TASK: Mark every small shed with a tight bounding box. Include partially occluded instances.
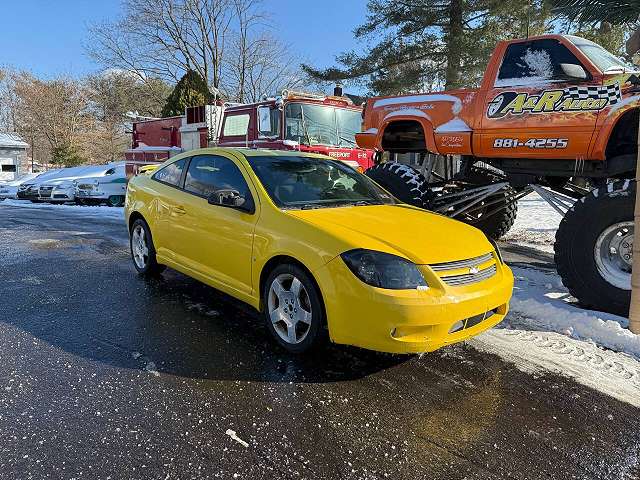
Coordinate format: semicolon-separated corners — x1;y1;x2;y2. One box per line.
0;133;28;181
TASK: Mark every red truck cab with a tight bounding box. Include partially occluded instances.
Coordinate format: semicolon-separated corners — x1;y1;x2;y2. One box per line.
218;91;374;170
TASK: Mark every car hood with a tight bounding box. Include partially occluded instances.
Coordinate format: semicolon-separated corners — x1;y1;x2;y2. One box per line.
286;204;493;265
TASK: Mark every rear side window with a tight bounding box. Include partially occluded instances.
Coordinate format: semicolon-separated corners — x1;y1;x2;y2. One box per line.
184;155;251;200
223;114;250;136
496;39;584;86
152;159;186;187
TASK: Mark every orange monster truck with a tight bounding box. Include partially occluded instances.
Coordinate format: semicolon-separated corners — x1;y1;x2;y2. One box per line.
356;34;640;315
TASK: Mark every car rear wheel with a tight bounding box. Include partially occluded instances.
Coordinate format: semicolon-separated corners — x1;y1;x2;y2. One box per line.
130;219;165;276
263;264;326;353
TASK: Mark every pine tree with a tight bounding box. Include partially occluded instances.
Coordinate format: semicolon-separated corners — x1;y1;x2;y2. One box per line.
161;70;213;118
302;1;555;95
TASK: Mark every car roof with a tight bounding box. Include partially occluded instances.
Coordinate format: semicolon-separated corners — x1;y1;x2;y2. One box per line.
183;147;331;161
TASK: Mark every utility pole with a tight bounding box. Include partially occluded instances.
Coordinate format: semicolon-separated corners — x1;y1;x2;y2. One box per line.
629;123;640;333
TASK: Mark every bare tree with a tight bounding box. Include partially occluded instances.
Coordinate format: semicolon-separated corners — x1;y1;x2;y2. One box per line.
87;0;236;90
224;33;307;102
87;0;309;104
13;74;94;165
0;69;19;132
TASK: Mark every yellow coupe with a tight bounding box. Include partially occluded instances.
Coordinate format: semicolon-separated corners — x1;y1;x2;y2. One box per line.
125;148;513;354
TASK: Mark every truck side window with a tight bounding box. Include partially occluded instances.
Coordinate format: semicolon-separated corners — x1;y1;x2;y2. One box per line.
223;114;250;137
496;39;586;86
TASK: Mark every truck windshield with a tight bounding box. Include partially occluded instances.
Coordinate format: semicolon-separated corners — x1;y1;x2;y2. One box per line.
284;103;361;148
569;37;637;72
247;155;396;209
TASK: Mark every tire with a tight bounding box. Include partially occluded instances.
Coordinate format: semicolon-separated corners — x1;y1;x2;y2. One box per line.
262;263;327;354
555;180;634;316
365;162;427;208
108;195;125;207
130;218;165;276
455;166;518;239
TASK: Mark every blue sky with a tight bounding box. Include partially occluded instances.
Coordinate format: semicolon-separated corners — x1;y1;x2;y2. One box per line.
0;0;369;80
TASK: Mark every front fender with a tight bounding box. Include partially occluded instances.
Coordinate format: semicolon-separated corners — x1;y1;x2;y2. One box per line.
378;114;440;154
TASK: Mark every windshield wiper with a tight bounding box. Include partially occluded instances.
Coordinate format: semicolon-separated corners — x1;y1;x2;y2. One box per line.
338;135;357;147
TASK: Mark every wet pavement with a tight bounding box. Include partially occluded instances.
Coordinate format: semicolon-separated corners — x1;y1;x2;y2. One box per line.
1;203;639;480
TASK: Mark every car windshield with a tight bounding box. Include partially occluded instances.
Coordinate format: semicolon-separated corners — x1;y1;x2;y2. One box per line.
284;103;361;148
247;155;397;209
569;37;637;72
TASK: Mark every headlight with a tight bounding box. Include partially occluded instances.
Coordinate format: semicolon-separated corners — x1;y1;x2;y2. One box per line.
341;249;428;290
488;237;504;263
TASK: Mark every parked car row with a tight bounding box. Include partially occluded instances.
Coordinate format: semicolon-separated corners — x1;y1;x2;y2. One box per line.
0;163;128;206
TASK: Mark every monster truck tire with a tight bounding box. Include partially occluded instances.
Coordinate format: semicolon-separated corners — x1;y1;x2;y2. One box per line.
458;167;518;239
555;180;634;316
365;162;427;207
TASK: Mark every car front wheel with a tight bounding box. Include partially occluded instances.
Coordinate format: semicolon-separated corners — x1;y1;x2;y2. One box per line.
263;264;326;353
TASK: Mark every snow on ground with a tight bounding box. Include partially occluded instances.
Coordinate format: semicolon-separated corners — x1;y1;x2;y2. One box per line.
472;265;640;408
502;192;561;252
0;199;124;220
474;192;640;406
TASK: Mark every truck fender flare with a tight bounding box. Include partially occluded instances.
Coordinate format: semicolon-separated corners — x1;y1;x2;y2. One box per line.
377;115;440;155
592;103;640;159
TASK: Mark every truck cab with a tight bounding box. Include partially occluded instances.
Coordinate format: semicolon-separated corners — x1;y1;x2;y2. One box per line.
217;91;374;170
357;34;640;179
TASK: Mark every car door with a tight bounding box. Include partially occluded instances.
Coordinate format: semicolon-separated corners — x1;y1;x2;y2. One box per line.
481;38;599;159
178;153;259;296
148;157;189;262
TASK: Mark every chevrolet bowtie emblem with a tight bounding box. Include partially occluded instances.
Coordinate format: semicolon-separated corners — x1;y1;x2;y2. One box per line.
469;266;480;274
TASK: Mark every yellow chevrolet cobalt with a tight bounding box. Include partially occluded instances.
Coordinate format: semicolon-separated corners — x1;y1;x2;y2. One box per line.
125;148;513;354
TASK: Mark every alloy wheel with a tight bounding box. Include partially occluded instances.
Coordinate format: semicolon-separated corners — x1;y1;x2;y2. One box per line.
267;273;313;344
132;225;149;270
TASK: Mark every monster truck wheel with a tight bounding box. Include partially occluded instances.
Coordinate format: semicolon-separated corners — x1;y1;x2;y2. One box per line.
555;180;634;316
365;162;427;207
455;167;518;239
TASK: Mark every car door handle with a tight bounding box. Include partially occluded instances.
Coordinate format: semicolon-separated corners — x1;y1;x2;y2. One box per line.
172;205;186;215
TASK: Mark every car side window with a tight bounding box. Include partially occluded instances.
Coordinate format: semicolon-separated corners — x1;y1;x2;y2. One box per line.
184;155;252;201
152;159;187;187
496;39;586;86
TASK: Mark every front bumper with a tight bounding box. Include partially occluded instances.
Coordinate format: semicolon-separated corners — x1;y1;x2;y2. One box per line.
314;256;514;354
76;189;107;200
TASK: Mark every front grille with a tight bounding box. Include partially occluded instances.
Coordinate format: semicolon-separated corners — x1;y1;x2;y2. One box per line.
77;184;94;190
430;253;493;272
39;186;53;193
441;264;497;286
428;251;497;287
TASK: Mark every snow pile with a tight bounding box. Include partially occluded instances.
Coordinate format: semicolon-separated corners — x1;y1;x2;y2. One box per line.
1;199;124;219
502;192;561;252
506;266;640;358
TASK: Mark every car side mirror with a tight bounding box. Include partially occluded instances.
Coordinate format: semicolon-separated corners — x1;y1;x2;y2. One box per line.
560;63;588;80
207;190;254;213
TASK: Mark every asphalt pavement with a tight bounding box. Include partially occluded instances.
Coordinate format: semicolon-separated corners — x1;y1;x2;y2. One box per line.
0;202;639;480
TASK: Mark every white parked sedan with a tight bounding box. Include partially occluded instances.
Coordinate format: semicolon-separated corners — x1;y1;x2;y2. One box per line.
0;173;40;200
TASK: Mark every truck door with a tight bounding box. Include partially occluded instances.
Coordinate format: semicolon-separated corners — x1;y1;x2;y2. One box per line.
480;38;600;160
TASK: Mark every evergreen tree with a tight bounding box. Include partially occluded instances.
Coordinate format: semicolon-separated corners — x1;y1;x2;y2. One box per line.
51;145;85;167
302;0;552;95
161;70;213;118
